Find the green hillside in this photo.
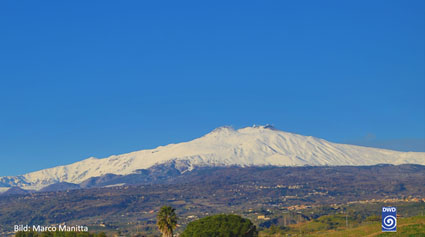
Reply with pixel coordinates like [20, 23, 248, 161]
[260, 216, 425, 236]
[315, 216, 425, 237]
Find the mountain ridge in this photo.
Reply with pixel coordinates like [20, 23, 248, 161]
[1, 125, 424, 191]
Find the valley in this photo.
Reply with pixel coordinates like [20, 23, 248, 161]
[1, 165, 424, 235]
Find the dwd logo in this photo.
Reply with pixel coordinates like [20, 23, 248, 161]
[382, 206, 397, 232]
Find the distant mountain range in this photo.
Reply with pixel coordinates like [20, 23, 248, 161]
[1, 125, 424, 191]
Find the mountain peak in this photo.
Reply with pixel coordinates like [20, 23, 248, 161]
[1, 125, 424, 191]
[207, 124, 278, 137]
[208, 126, 236, 135]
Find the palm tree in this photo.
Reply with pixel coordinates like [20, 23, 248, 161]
[156, 205, 178, 237]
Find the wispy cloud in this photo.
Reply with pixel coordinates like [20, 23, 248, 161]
[347, 135, 425, 152]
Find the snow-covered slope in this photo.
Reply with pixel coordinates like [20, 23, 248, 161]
[1, 125, 424, 190]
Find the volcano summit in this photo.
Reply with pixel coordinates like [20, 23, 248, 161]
[1, 125, 424, 191]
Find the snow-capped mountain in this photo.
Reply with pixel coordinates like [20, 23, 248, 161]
[1, 125, 424, 191]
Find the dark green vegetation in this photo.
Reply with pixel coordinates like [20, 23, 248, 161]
[0, 165, 424, 235]
[15, 231, 106, 237]
[156, 206, 177, 237]
[181, 214, 257, 237]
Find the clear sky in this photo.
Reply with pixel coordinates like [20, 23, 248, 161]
[1, 1, 424, 176]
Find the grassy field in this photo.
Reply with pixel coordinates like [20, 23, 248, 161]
[260, 216, 425, 236]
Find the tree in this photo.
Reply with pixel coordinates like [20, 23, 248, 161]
[181, 214, 258, 237]
[156, 205, 178, 237]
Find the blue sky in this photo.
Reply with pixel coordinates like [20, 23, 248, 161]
[0, 1, 424, 176]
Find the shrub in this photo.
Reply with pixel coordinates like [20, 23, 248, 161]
[181, 214, 258, 237]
